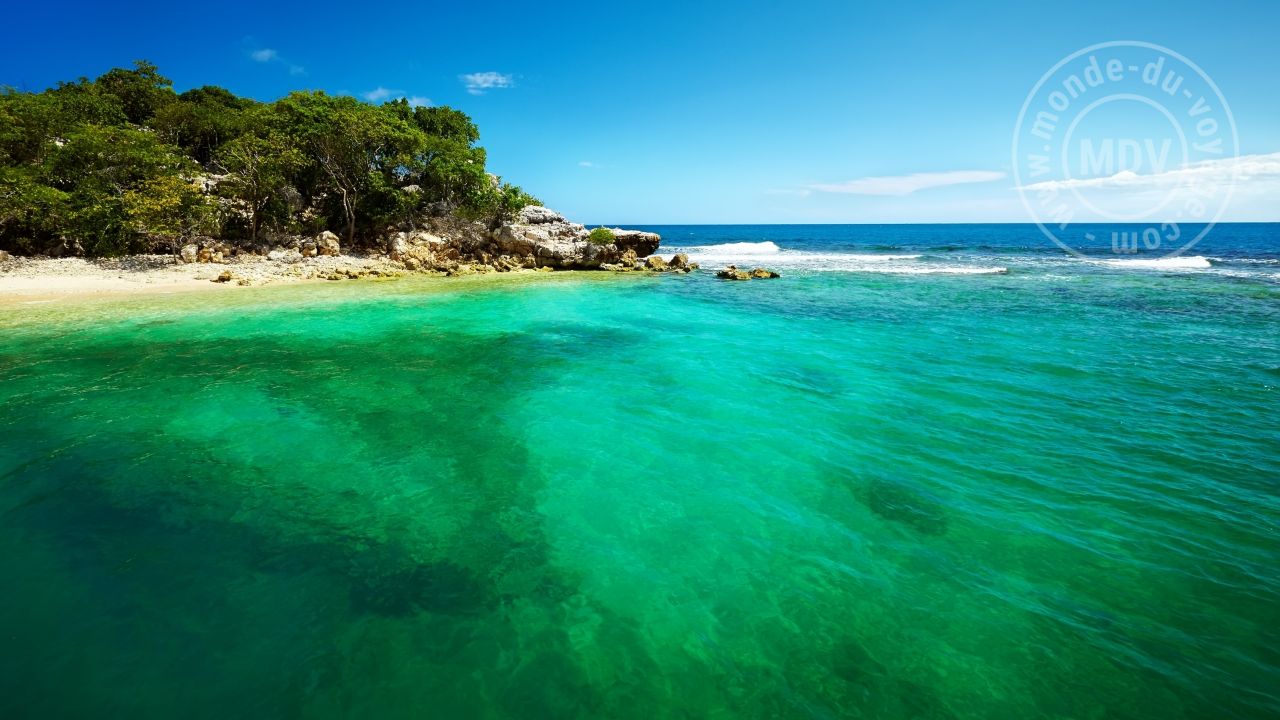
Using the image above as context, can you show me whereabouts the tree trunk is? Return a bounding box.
[344,190,357,246]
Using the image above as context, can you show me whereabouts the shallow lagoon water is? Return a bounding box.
[1,227,1278,718]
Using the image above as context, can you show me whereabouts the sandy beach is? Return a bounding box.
[0,254,412,305]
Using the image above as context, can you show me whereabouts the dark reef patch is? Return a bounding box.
[348,559,491,618]
[860,477,950,536]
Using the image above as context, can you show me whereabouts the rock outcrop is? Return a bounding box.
[165,205,668,277]
[716,265,779,280]
[611,229,661,257]
[488,206,663,270]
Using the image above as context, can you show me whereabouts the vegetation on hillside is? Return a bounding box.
[0,61,538,257]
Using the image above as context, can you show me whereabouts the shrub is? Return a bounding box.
[588,226,616,245]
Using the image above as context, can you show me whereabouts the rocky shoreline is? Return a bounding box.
[0,205,713,300]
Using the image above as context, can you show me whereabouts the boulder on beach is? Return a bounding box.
[179,243,198,264]
[316,230,341,256]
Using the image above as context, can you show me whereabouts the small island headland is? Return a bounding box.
[0,61,714,300]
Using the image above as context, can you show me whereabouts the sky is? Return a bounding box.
[3,0,1278,224]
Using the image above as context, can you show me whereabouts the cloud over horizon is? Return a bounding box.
[811,170,1008,196]
[1018,152,1280,193]
[460,72,514,95]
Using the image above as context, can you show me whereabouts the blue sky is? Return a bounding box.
[3,0,1278,223]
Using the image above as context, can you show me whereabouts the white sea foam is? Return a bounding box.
[1207,257,1280,264]
[1093,256,1211,270]
[675,241,1002,275]
[685,241,782,255]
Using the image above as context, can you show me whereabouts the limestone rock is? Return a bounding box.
[214,270,233,283]
[517,205,565,224]
[669,253,690,270]
[612,229,661,257]
[316,231,341,256]
[0,250,10,262]
[490,206,663,270]
[644,255,668,271]
[179,244,198,264]
[749,268,781,279]
[716,265,753,281]
[300,240,318,258]
[267,248,303,263]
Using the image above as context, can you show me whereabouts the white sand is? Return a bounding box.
[0,254,402,305]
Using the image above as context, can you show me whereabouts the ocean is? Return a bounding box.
[1,223,1277,718]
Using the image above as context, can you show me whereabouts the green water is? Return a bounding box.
[1,270,1277,718]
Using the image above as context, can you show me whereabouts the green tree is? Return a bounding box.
[45,124,201,255]
[153,86,254,166]
[275,91,417,244]
[121,175,215,254]
[0,167,72,253]
[94,60,175,125]
[217,129,303,241]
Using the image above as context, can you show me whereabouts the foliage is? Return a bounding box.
[0,61,537,257]
[588,226,616,245]
[216,124,303,241]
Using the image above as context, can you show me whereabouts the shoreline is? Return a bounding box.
[0,253,516,306]
[0,252,676,309]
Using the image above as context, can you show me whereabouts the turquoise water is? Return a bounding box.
[1,226,1278,718]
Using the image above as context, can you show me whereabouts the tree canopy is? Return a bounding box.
[0,61,537,256]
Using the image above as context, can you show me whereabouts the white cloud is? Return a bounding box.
[248,46,304,74]
[362,86,401,102]
[460,72,514,95]
[1018,152,1280,192]
[578,161,595,168]
[811,170,1007,196]
[407,96,432,107]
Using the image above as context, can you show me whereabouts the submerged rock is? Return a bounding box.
[716,265,779,280]
[716,265,752,280]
